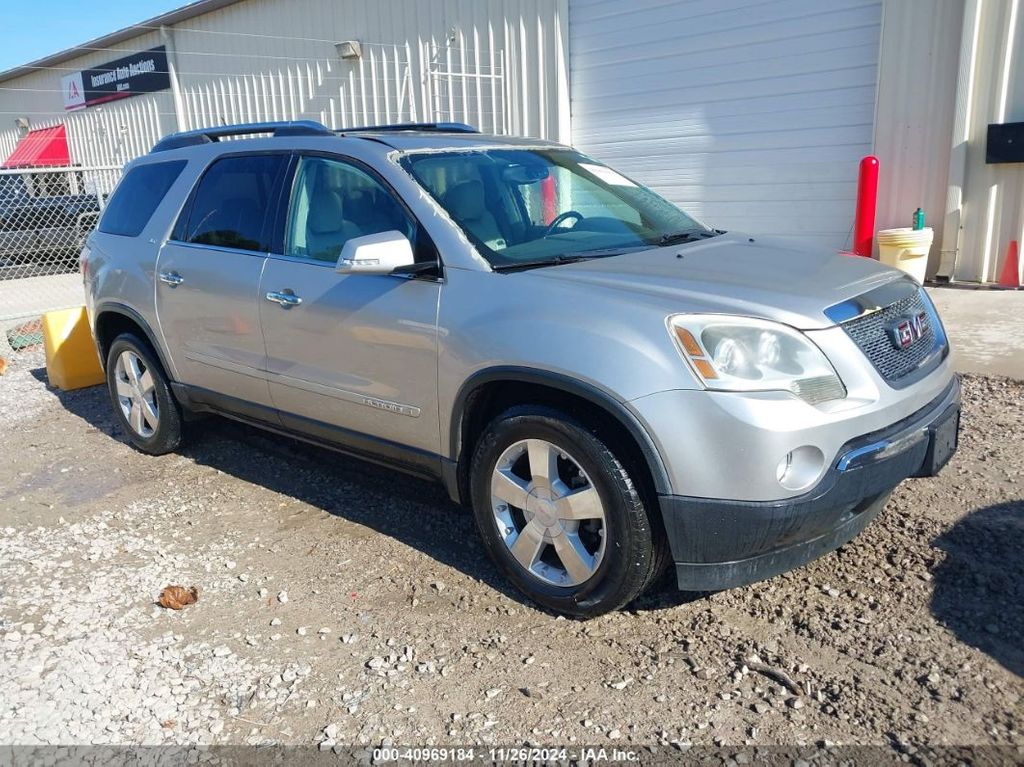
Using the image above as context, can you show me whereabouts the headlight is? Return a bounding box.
[667,314,846,405]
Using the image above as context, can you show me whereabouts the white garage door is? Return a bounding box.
[570,0,882,251]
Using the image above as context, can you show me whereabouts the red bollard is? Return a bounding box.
[541,174,557,225]
[853,155,879,257]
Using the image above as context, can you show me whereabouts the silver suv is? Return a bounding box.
[84,121,960,617]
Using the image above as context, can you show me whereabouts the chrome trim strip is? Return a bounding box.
[836,429,929,471]
[836,440,891,471]
[835,377,959,471]
[167,240,269,259]
[267,370,421,417]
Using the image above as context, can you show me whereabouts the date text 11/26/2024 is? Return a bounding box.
[371,746,640,762]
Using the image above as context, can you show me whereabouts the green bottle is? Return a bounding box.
[913,207,925,230]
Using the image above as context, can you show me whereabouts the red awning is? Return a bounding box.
[2,125,71,169]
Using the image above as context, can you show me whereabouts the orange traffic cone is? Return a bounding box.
[998,240,1021,287]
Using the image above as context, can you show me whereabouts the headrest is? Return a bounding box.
[444,180,485,221]
[307,190,344,234]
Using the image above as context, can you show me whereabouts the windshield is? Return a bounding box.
[399,148,712,269]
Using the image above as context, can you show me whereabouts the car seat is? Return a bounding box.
[305,190,358,262]
[442,180,506,251]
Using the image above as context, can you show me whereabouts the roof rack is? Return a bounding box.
[339,122,479,134]
[151,120,332,153]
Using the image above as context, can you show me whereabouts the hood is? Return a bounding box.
[529,232,904,330]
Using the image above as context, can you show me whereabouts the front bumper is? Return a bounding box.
[660,375,960,591]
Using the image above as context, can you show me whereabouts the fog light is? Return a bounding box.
[776,446,826,491]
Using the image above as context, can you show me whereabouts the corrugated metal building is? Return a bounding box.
[569,0,1022,284]
[0,0,1018,284]
[0,0,570,167]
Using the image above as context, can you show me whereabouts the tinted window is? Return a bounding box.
[98,161,186,237]
[284,156,415,263]
[184,154,286,252]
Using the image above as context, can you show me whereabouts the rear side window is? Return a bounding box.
[98,160,186,237]
[180,154,286,252]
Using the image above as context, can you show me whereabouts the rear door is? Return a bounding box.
[155,153,288,408]
[258,153,442,456]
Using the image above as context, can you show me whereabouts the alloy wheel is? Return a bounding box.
[113,350,159,438]
[489,438,607,587]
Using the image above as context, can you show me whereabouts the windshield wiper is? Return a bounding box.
[492,254,594,273]
[656,229,718,246]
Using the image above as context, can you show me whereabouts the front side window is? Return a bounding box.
[400,148,712,269]
[99,160,186,237]
[284,156,415,263]
[183,154,286,252]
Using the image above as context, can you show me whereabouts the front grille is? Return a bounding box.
[841,290,940,383]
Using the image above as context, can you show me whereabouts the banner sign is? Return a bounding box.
[61,46,171,111]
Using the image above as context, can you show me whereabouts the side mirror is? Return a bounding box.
[335,230,415,275]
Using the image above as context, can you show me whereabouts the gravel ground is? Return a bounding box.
[0,347,1020,759]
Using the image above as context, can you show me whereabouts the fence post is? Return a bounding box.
[161,26,188,133]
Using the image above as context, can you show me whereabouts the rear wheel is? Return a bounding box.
[105,333,183,455]
[470,405,666,617]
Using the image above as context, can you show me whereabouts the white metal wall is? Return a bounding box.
[569,0,883,252]
[949,0,1023,284]
[0,0,570,167]
[166,0,568,139]
[872,0,964,277]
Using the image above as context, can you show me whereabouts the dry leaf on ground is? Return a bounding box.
[157,585,198,610]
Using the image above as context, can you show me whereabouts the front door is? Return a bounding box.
[155,153,288,407]
[258,154,442,456]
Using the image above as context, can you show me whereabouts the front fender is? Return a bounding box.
[437,268,699,494]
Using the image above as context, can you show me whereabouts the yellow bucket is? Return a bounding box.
[876,227,933,283]
[42,306,105,391]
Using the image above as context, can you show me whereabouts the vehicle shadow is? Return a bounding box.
[39,370,704,616]
[930,500,1024,677]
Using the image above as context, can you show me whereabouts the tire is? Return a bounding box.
[469,404,667,618]
[105,332,183,455]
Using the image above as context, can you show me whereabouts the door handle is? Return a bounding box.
[265,290,302,308]
[158,271,184,287]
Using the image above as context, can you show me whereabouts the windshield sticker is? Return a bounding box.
[580,163,637,187]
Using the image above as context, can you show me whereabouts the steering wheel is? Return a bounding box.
[543,210,585,237]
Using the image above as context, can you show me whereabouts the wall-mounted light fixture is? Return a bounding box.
[335,40,362,60]
[14,117,29,136]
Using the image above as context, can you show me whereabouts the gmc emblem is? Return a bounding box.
[887,311,929,350]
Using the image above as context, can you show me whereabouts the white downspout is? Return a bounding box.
[160,25,188,133]
[553,0,571,145]
[936,0,983,281]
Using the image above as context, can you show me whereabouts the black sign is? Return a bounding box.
[62,46,171,111]
[986,122,1024,164]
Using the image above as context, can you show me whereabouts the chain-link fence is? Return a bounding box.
[0,165,121,323]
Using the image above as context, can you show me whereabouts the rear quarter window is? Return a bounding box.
[98,160,187,237]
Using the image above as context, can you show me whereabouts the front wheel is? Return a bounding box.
[469,405,666,617]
